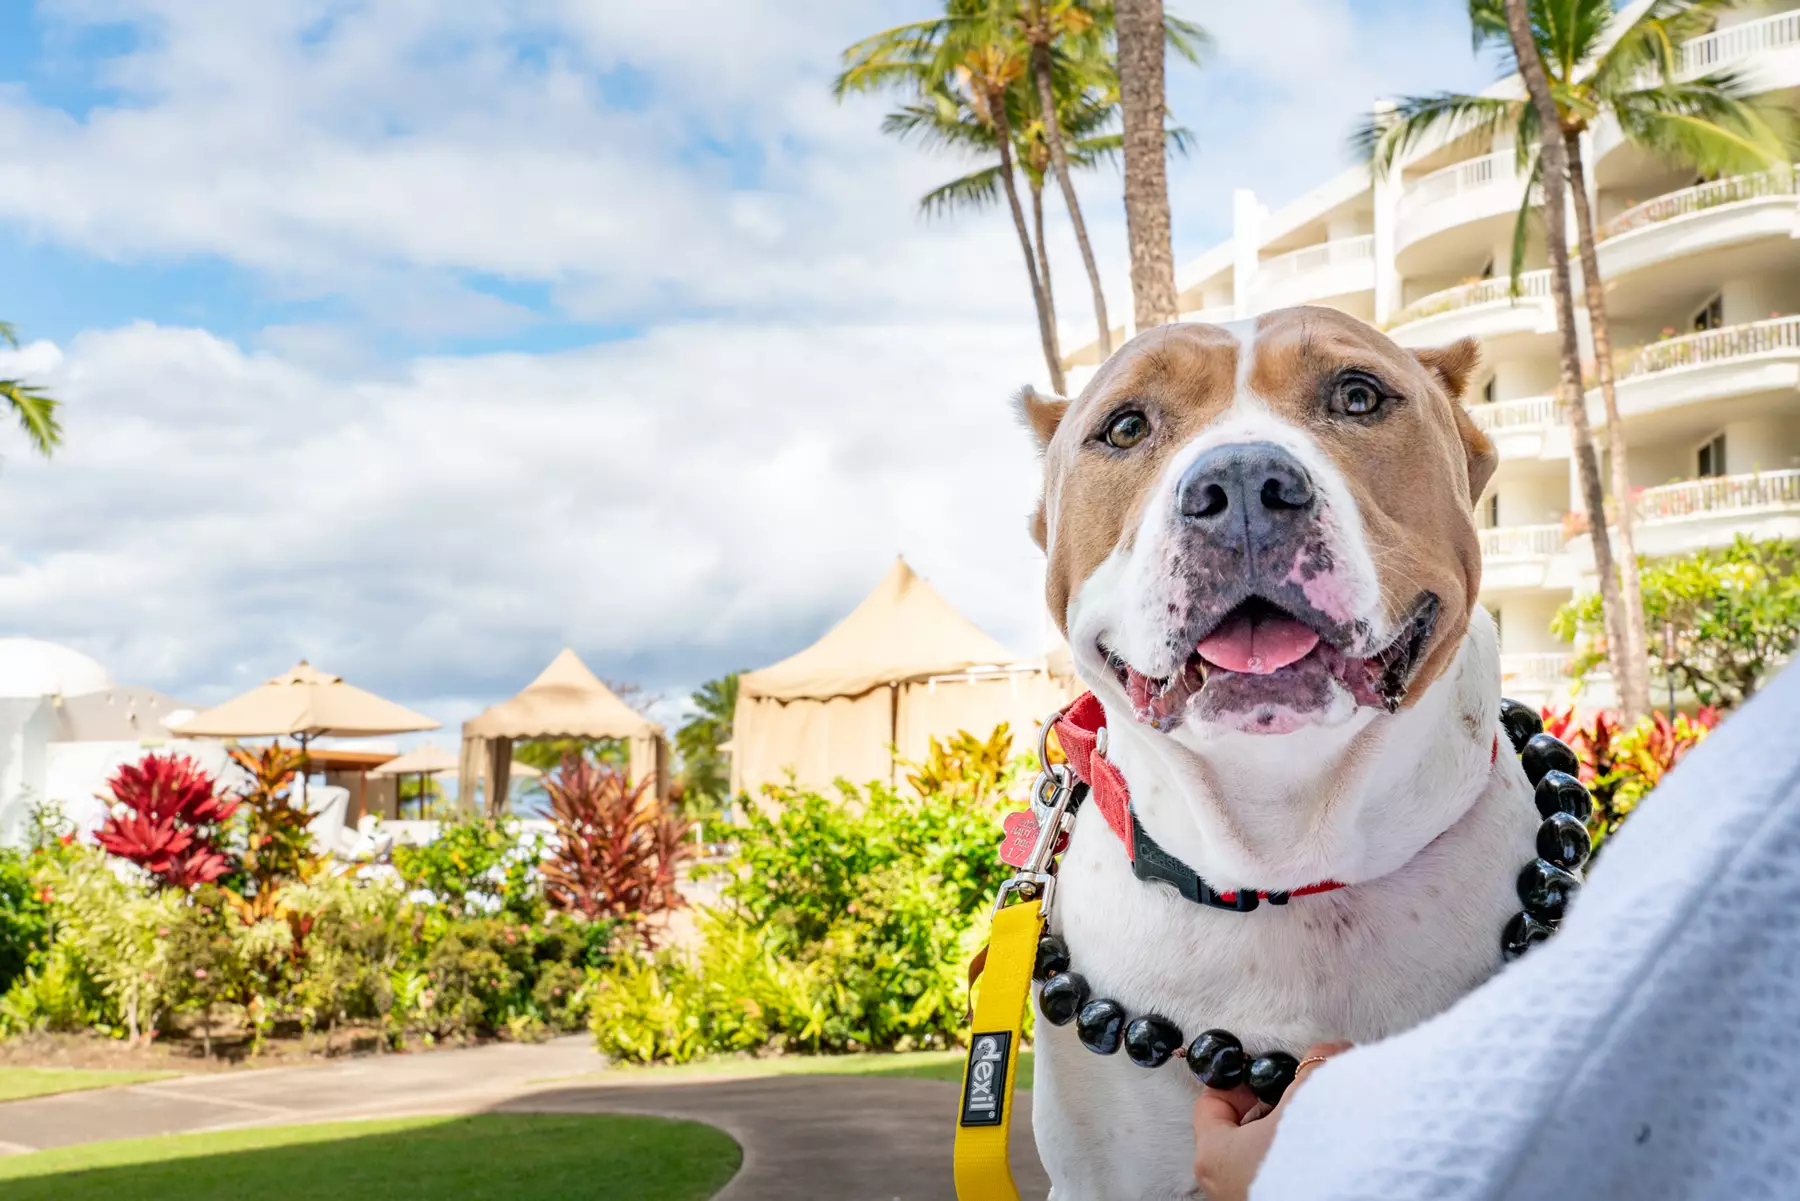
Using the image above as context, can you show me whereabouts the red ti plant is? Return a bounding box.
[94,753,239,890]
[1540,705,1720,849]
[539,756,692,946]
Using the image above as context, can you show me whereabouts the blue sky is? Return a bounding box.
[0,0,1494,728]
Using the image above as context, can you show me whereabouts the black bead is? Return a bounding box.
[1185,1029,1247,1090]
[1534,770,1593,823]
[1520,733,1580,785]
[1246,1051,1300,1106]
[1502,910,1555,961]
[1536,812,1592,872]
[1034,935,1071,981]
[1038,971,1088,1026]
[1498,698,1542,754]
[1517,858,1580,922]
[1124,1015,1184,1068]
[1076,998,1127,1055]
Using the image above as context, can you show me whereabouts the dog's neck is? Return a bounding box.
[1091,611,1503,893]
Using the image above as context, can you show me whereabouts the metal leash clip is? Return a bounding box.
[994,711,1086,923]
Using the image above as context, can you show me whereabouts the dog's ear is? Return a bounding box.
[1415,339,1492,505]
[1014,385,1068,452]
[1413,338,1480,399]
[1451,403,1498,507]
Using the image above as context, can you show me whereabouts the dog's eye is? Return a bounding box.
[1104,411,1150,449]
[1331,375,1388,418]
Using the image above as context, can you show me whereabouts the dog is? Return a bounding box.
[1016,306,1538,1199]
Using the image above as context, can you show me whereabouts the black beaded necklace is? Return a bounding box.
[1030,699,1592,1106]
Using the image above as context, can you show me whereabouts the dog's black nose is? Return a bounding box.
[1177,442,1316,532]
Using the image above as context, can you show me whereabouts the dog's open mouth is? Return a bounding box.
[1100,593,1440,733]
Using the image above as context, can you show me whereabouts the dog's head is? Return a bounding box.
[1023,306,1495,741]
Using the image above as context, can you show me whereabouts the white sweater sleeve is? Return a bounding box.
[1252,662,1800,1201]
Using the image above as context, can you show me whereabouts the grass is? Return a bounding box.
[0,1068,179,1103]
[578,1047,1035,1089]
[0,1114,740,1201]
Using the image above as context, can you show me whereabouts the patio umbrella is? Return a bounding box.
[369,742,540,816]
[172,660,440,804]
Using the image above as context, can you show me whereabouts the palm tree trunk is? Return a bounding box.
[992,95,1068,393]
[1031,38,1112,356]
[1564,133,1651,721]
[1502,0,1635,709]
[1116,0,1179,329]
[1031,178,1062,371]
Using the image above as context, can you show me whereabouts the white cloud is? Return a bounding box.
[0,318,1053,708]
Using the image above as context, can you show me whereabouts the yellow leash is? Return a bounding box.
[954,718,1084,1201]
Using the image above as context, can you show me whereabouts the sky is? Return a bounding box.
[0,0,1499,732]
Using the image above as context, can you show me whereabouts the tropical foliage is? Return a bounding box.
[674,672,738,811]
[1541,705,1718,850]
[538,757,691,944]
[0,320,61,458]
[588,725,1026,1063]
[92,754,239,890]
[1554,536,1800,711]
[391,816,544,920]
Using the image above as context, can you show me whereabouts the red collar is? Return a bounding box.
[1049,691,1494,909]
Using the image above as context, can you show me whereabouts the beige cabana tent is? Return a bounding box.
[730,558,1077,797]
[461,649,667,816]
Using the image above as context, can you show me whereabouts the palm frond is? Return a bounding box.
[1069,123,1194,170]
[1507,150,1545,299]
[1353,92,1520,178]
[919,164,1005,220]
[881,98,996,154]
[1613,71,1792,176]
[0,379,62,457]
[0,322,16,349]
[833,18,962,98]
[1162,13,1211,66]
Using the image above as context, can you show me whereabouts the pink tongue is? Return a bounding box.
[1196,611,1321,675]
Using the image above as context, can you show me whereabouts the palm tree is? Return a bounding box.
[1116,0,1179,329]
[676,672,739,812]
[837,2,1204,391]
[1357,0,1787,721]
[0,322,62,458]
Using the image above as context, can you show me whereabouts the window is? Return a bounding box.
[1697,432,1727,478]
[1484,494,1500,527]
[1692,294,1723,333]
[1482,376,1496,404]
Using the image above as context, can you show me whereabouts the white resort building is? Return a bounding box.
[1064,2,1800,708]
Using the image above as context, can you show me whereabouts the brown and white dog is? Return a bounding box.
[1018,307,1538,1199]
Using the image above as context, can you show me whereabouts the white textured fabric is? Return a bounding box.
[1254,662,1800,1201]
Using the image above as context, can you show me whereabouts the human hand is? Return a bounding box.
[1191,1041,1352,1201]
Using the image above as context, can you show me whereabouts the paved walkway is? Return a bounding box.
[0,1039,1050,1200]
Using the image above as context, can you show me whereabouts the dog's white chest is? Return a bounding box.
[1030,771,1535,1200]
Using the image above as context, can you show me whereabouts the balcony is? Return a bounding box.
[1606,316,1800,428]
[1499,653,1575,698]
[1395,152,1529,269]
[1467,395,1570,463]
[1249,235,1374,313]
[1478,522,1575,593]
[1595,167,1799,295]
[1630,469,1800,557]
[1386,270,1556,347]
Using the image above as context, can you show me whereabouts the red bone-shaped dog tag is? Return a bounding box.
[998,809,1067,869]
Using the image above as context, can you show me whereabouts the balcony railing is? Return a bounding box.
[1673,10,1800,78]
[1257,234,1374,287]
[1635,469,1800,524]
[1600,166,1796,241]
[1398,152,1513,222]
[1466,395,1560,433]
[1478,523,1567,558]
[1390,269,1551,329]
[1500,653,1574,688]
[1617,315,1800,379]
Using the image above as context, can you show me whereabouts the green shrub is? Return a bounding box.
[393,818,545,921]
[0,944,104,1035]
[0,847,49,995]
[587,726,1024,1062]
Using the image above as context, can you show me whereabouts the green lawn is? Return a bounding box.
[0,1114,740,1201]
[589,1048,1035,1089]
[0,1068,178,1103]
